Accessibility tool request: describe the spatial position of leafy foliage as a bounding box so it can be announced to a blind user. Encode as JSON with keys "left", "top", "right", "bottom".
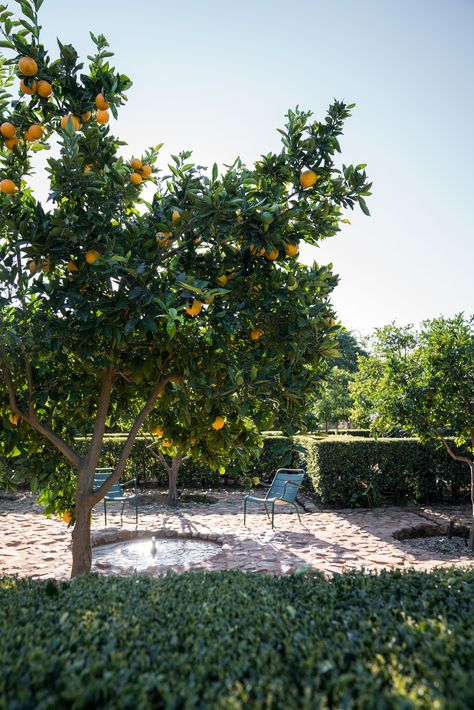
{"left": 1, "top": 569, "right": 474, "bottom": 709}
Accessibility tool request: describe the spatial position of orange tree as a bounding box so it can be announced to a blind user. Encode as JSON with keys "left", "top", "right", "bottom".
{"left": 0, "top": 0, "right": 371, "bottom": 576}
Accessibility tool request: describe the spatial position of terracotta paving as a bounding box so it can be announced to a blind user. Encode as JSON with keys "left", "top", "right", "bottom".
{"left": 0, "top": 490, "right": 473, "bottom": 580}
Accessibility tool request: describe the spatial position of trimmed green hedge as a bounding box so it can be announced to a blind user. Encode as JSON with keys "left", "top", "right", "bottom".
{"left": 306, "top": 436, "right": 470, "bottom": 506}
{"left": 1, "top": 570, "right": 473, "bottom": 709}
{"left": 72, "top": 434, "right": 470, "bottom": 507}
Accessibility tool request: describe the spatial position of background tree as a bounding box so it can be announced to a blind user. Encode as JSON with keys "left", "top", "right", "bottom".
{"left": 0, "top": 0, "right": 371, "bottom": 576}
{"left": 350, "top": 315, "right": 474, "bottom": 544}
{"left": 310, "top": 329, "right": 367, "bottom": 430}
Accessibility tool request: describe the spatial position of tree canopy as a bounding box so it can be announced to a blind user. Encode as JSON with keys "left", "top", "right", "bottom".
{"left": 0, "top": 0, "right": 371, "bottom": 575}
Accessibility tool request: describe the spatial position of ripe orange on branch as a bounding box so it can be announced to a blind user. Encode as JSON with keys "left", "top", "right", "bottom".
{"left": 4, "top": 136, "right": 19, "bottom": 150}
{"left": 36, "top": 80, "right": 52, "bottom": 98}
{"left": 185, "top": 299, "right": 202, "bottom": 316}
{"left": 299, "top": 170, "right": 318, "bottom": 188}
{"left": 284, "top": 243, "right": 299, "bottom": 257}
{"left": 211, "top": 416, "right": 225, "bottom": 430}
{"left": 81, "top": 111, "right": 91, "bottom": 122}
{"left": 96, "top": 110, "right": 109, "bottom": 124}
{"left": 20, "top": 79, "right": 37, "bottom": 94}
{"left": 0, "top": 179, "right": 17, "bottom": 194}
{"left": 130, "top": 158, "right": 142, "bottom": 170}
{"left": 85, "top": 249, "right": 101, "bottom": 264}
{"left": 25, "top": 124, "right": 43, "bottom": 141}
{"left": 265, "top": 248, "right": 279, "bottom": 261}
{"left": 130, "top": 172, "right": 142, "bottom": 185}
{"left": 141, "top": 164, "right": 152, "bottom": 178}
{"left": 1, "top": 123, "right": 16, "bottom": 139}
{"left": 251, "top": 327, "right": 264, "bottom": 341}
{"left": 60, "top": 115, "right": 81, "bottom": 131}
{"left": 95, "top": 93, "right": 110, "bottom": 110}
{"left": 18, "top": 56, "right": 37, "bottom": 76}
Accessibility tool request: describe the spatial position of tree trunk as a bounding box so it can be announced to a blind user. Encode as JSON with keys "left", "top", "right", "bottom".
{"left": 70, "top": 466, "right": 94, "bottom": 577}
{"left": 167, "top": 458, "right": 182, "bottom": 507}
{"left": 71, "top": 490, "right": 93, "bottom": 577}
{"left": 470, "top": 461, "right": 474, "bottom": 551}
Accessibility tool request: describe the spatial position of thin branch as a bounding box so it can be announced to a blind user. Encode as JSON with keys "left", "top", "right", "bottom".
{"left": 436, "top": 431, "right": 473, "bottom": 467}
{"left": 90, "top": 374, "right": 183, "bottom": 504}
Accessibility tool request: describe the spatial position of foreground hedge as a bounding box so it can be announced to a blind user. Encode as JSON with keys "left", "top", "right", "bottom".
{"left": 1, "top": 569, "right": 473, "bottom": 709}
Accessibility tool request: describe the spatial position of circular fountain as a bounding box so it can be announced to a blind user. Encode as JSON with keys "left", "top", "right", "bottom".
{"left": 92, "top": 532, "right": 222, "bottom": 574}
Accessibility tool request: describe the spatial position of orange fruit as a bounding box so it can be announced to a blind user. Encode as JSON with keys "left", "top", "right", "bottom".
{"left": 162, "top": 439, "right": 172, "bottom": 448}
{"left": 24, "top": 124, "right": 43, "bottom": 141}
{"left": 20, "top": 79, "right": 37, "bottom": 95}
{"left": 66, "top": 261, "right": 78, "bottom": 272}
{"left": 4, "top": 136, "right": 19, "bottom": 150}
{"left": 284, "top": 243, "right": 299, "bottom": 257}
{"left": 41, "top": 260, "right": 50, "bottom": 273}
{"left": 249, "top": 245, "right": 265, "bottom": 257}
{"left": 141, "top": 164, "right": 152, "bottom": 178}
{"left": 130, "top": 158, "right": 142, "bottom": 170}
{"left": 0, "top": 179, "right": 16, "bottom": 194}
{"left": 28, "top": 260, "right": 39, "bottom": 273}
{"left": 130, "top": 172, "right": 142, "bottom": 185}
{"left": 154, "top": 426, "right": 164, "bottom": 437}
{"left": 1, "top": 123, "right": 16, "bottom": 139}
{"left": 96, "top": 110, "right": 109, "bottom": 124}
{"left": 156, "top": 232, "right": 172, "bottom": 247}
{"left": 60, "top": 115, "right": 81, "bottom": 131}
{"left": 216, "top": 274, "right": 228, "bottom": 286}
{"left": 299, "top": 170, "right": 318, "bottom": 188}
{"left": 171, "top": 209, "right": 181, "bottom": 222}
{"left": 251, "top": 327, "right": 264, "bottom": 341}
{"left": 36, "top": 80, "right": 52, "bottom": 98}
{"left": 95, "top": 93, "right": 110, "bottom": 110}
{"left": 265, "top": 248, "right": 279, "bottom": 261}
{"left": 84, "top": 164, "right": 93, "bottom": 172}
{"left": 81, "top": 111, "right": 91, "bottom": 122}
{"left": 185, "top": 299, "right": 202, "bottom": 316}
{"left": 85, "top": 249, "right": 101, "bottom": 264}
{"left": 211, "top": 416, "right": 225, "bottom": 430}
{"left": 9, "top": 414, "right": 19, "bottom": 425}
{"left": 18, "top": 56, "right": 38, "bottom": 76}
{"left": 62, "top": 511, "right": 72, "bottom": 524}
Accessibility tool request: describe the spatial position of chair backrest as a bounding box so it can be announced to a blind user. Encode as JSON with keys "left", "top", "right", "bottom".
{"left": 267, "top": 468, "right": 305, "bottom": 503}
{"left": 93, "top": 469, "right": 123, "bottom": 499}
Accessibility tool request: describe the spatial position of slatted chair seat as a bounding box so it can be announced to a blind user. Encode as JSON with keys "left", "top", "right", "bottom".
{"left": 244, "top": 468, "right": 305, "bottom": 528}
{"left": 93, "top": 468, "right": 139, "bottom": 526}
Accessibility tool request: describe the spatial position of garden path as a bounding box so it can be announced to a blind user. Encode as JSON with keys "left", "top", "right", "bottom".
{"left": 1, "top": 490, "right": 473, "bottom": 579}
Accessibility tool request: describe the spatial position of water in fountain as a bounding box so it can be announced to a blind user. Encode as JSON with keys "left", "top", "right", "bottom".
{"left": 93, "top": 536, "right": 220, "bottom": 572}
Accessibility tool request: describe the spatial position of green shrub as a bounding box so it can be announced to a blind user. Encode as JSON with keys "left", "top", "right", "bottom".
{"left": 1, "top": 570, "right": 473, "bottom": 709}
{"left": 306, "top": 436, "right": 470, "bottom": 506}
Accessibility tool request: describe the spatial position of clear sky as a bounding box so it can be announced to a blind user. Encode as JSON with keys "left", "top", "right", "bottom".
{"left": 21, "top": 0, "right": 474, "bottom": 336}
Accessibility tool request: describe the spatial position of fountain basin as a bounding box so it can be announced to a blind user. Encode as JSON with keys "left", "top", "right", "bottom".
{"left": 92, "top": 533, "right": 222, "bottom": 573}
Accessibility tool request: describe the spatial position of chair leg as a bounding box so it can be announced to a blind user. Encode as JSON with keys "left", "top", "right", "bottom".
{"left": 293, "top": 502, "right": 302, "bottom": 524}
{"left": 120, "top": 502, "right": 125, "bottom": 526}
{"left": 272, "top": 502, "right": 275, "bottom": 529}
{"left": 104, "top": 500, "right": 107, "bottom": 527}
{"left": 244, "top": 497, "right": 247, "bottom": 526}
{"left": 263, "top": 503, "right": 270, "bottom": 521}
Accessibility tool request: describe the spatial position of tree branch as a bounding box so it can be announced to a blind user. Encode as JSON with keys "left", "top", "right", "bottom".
{"left": 1, "top": 359, "right": 83, "bottom": 470}
{"left": 85, "top": 365, "right": 114, "bottom": 480}
{"left": 90, "top": 374, "right": 182, "bottom": 503}
{"left": 436, "top": 431, "right": 473, "bottom": 468}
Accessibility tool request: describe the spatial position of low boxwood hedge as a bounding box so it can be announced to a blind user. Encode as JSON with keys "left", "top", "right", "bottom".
{"left": 1, "top": 569, "right": 473, "bottom": 709}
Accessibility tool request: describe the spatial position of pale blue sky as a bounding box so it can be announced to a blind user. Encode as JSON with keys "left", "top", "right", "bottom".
{"left": 24, "top": 0, "right": 474, "bottom": 335}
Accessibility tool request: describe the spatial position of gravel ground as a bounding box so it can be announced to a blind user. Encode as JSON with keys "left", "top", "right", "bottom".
{"left": 401, "top": 535, "right": 474, "bottom": 558}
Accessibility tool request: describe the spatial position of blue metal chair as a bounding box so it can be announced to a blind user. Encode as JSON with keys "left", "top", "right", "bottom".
{"left": 93, "top": 468, "right": 139, "bottom": 526}
{"left": 243, "top": 468, "right": 305, "bottom": 528}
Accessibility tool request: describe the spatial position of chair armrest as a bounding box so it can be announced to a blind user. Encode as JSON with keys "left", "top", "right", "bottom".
{"left": 121, "top": 480, "right": 137, "bottom": 490}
